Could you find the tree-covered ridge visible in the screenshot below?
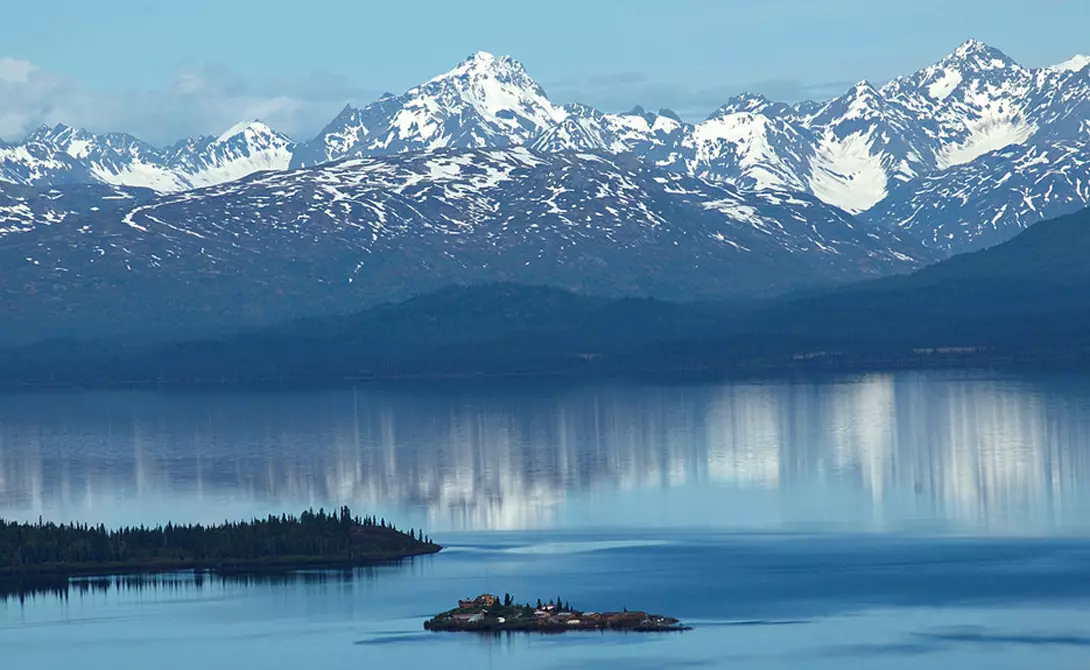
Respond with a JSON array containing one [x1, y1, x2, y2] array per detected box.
[[0, 507, 439, 578]]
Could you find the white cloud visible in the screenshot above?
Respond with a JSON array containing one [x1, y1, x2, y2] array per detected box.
[[0, 58, 381, 146], [0, 57, 36, 84]]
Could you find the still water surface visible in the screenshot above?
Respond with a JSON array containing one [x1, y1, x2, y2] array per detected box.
[[3, 371, 1090, 668]]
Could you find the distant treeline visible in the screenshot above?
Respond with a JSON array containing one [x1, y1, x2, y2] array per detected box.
[[0, 507, 439, 578]]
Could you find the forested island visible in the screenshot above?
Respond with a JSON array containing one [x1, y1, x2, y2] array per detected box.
[[425, 593, 690, 633], [0, 507, 440, 581]]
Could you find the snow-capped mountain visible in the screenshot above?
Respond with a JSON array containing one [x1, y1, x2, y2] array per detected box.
[[4, 39, 1090, 270], [0, 121, 293, 193], [159, 121, 294, 188], [291, 52, 564, 166], [879, 39, 1038, 169], [864, 140, 1090, 253], [288, 41, 1090, 218], [0, 149, 932, 344], [288, 101, 396, 168]]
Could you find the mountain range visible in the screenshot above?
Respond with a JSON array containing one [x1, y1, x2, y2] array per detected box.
[[0, 148, 930, 345], [3, 39, 1090, 345], [2, 40, 1089, 252]]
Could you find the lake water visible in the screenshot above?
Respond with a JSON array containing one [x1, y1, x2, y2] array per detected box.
[[4, 371, 1090, 669]]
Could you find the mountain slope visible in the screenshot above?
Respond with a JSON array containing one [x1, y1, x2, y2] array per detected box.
[[2, 40, 1090, 226], [292, 52, 564, 165], [289, 41, 1090, 220], [863, 141, 1090, 252], [4, 40, 1090, 256], [658, 205, 1090, 369], [8, 206, 1090, 385], [0, 122, 294, 193], [0, 148, 930, 346], [0, 182, 154, 237]]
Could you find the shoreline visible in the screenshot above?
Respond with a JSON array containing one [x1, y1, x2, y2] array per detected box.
[[0, 546, 442, 583], [0, 352, 1083, 391], [0, 508, 441, 591]]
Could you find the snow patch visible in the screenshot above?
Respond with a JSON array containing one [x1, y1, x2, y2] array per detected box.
[[183, 145, 293, 188], [940, 115, 1037, 168], [808, 130, 889, 213], [91, 161, 188, 192], [1048, 55, 1090, 73], [65, 138, 93, 159], [927, 68, 963, 100]]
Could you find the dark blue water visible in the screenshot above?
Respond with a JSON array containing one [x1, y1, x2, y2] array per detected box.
[[3, 371, 1090, 668]]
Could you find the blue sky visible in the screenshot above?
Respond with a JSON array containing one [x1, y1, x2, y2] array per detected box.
[[1, 0, 1086, 144]]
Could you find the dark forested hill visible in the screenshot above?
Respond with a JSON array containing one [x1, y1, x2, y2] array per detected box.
[[0, 508, 438, 582]]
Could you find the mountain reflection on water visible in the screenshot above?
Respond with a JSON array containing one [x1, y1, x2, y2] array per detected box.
[[2, 371, 1090, 534]]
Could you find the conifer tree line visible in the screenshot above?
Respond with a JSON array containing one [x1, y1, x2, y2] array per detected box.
[[0, 507, 436, 574]]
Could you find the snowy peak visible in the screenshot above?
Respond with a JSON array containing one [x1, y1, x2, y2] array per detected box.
[[311, 50, 565, 157], [417, 49, 556, 119], [165, 120, 293, 188], [886, 38, 1029, 101], [944, 39, 1021, 72], [714, 93, 770, 116], [561, 102, 606, 120], [214, 120, 289, 145], [25, 123, 77, 145], [7, 39, 1090, 227], [22, 124, 135, 161], [810, 81, 887, 126], [712, 93, 793, 118], [428, 51, 532, 85], [0, 120, 295, 192], [408, 50, 561, 131], [875, 39, 1040, 171], [1050, 55, 1090, 73]]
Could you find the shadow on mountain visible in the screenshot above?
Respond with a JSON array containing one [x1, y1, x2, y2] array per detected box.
[[3, 206, 1090, 385]]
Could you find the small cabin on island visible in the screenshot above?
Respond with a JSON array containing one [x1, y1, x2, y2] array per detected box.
[[458, 594, 498, 609]]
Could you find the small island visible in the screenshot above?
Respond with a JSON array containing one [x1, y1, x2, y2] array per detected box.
[[0, 507, 440, 581], [424, 593, 690, 633]]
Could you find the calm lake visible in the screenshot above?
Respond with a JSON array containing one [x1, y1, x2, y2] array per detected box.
[[3, 371, 1090, 669]]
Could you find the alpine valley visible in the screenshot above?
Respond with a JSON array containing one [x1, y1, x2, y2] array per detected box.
[[2, 39, 1090, 344]]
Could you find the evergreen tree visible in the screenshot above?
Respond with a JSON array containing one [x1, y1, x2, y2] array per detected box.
[[0, 508, 436, 578]]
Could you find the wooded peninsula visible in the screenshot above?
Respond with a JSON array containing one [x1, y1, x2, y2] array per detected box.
[[0, 507, 440, 580]]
